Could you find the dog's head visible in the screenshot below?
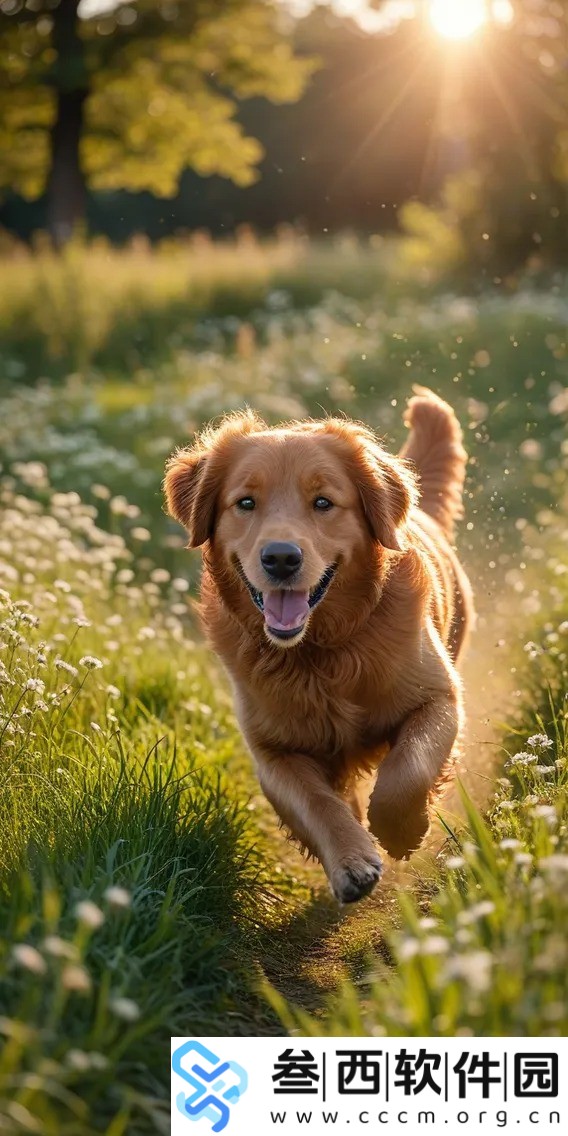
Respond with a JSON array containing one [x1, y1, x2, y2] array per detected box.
[[164, 411, 418, 647]]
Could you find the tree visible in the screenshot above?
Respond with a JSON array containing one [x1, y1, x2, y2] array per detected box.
[[0, 0, 314, 245]]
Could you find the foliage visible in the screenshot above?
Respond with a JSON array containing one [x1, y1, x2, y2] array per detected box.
[[0, 0, 314, 217], [397, 176, 470, 283]]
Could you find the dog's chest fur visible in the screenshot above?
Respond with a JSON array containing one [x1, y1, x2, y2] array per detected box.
[[202, 554, 435, 772], [227, 624, 424, 773]]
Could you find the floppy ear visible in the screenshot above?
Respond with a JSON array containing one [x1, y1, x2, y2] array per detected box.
[[164, 409, 266, 548], [355, 442, 417, 552], [163, 446, 215, 548]]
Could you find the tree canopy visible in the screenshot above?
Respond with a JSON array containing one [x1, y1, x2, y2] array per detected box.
[[0, 0, 315, 241]]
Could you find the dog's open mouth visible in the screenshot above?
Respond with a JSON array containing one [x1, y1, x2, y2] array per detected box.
[[238, 563, 337, 641]]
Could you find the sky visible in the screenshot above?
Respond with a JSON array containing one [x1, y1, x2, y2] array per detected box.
[[78, 0, 416, 33], [77, 1, 515, 39], [290, 0, 416, 34]]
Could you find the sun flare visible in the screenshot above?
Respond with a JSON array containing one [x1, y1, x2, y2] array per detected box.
[[430, 0, 487, 41]]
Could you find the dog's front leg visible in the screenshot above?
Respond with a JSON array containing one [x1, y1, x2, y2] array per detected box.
[[255, 750, 383, 903], [367, 692, 461, 860]]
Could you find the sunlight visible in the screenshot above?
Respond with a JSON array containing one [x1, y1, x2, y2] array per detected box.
[[430, 0, 487, 40]]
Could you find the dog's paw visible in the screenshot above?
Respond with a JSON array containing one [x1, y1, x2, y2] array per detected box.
[[368, 800, 430, 861], [330, 850, 383, 904], [380, 827, 429, 861]]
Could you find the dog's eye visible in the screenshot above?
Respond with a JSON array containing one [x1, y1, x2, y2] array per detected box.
[[236, 497, 256, 511], [314, 496, 333, 511]]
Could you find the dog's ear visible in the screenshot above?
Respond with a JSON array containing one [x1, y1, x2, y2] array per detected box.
[[358, 443, 418, 549], [358, 450, 416, 551], [164, 410, 265, 548], [163, 446, 213, 548], [336, 425, 417, 551]]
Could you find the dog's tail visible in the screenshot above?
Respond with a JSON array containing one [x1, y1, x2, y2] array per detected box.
[[400, 385, 467, 541]]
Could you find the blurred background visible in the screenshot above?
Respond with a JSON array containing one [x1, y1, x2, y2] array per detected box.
[[1, 0, 568, 265], [1, 0, 567, 570]]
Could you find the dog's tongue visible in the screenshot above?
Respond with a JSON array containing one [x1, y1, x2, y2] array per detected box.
[[263, 589, 310, 631]]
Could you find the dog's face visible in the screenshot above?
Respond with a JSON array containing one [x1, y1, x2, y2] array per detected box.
[[164, 413, 417, 647]]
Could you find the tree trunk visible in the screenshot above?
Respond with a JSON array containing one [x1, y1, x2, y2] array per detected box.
[[46, 0, 88, 248], [46, 87, 88, 247]]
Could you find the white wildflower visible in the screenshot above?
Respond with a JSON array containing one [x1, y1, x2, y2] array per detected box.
[[418, 917, 437, 931], [12, 944, 47, 975], [79, 655, 103, 670], [75, 900, 105, 929], [505, 751, 538, 768], [421, 936, 449, 955], [25, 678, 45, 694], [116, 569, 134, 584], [539, 854, 568, 873], [109, 495, 130, 516], [446, 950, 493, 993], [66, 1049, 92, 1072], [527, 733, 554, 749], [43, 935, 79, 961], [137, 626, 156, 641], [398, 938, 419, 961], [151, 569, 170, 584], [109, 997, 140, 1022], [61, 965, 91, 993], [172, 578, 190, 592], [532, 804, 557, 824], [104, 886, 132, 909], [471, 901, 495, 919]]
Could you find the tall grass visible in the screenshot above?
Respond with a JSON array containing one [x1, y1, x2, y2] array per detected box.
[[0, 234, 392, 378], [0, 479, 266, 1133]]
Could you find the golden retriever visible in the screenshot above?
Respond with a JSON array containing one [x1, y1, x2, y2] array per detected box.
[[164, 387, 473, 903]]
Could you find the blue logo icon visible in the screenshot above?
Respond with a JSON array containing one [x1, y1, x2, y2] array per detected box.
[[172, 1040, 248, 1132]]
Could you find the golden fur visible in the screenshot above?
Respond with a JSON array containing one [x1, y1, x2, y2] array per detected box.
[[164, 387, 474, 903]]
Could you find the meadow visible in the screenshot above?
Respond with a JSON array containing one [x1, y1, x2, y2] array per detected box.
[[0, 237, 567, 1134]]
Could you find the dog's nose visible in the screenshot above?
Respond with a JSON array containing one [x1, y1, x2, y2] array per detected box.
[[260, 541, 303, 581]]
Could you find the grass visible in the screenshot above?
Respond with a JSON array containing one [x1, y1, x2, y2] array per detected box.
[[1, 238, 567, 1130], [0, 485, 273, 1133], [272, 713, 568, 1038], [0, 233, 391, 379]]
